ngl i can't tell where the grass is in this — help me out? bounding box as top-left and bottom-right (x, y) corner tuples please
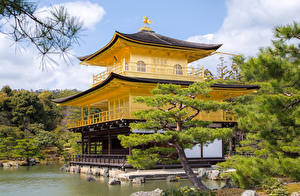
(215, 188), (245, 196)
(286, 183), (300, 194)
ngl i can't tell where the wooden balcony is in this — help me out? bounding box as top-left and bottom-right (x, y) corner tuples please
(69, 154), (225, 168)
(67, 106), (235, 129)
(70, 154), (128, 167)
(92, 62), (205, 86)
(67, 107), (130, 129)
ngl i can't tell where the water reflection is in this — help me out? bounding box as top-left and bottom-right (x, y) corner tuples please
(0, 165), (225, 196)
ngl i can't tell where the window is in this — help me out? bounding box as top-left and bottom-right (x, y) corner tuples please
(137, 61), (146, 72)
(174, 64), (183, 75)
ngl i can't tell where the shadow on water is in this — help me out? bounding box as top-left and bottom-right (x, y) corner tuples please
(0, 165), (225, 196)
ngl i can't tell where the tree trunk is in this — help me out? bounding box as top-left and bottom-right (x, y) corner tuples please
(229, 136), (233, 156)
(175, 143), (208, 190)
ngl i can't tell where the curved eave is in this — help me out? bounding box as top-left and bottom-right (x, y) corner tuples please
(52, 73), (260, 104)
(78, 31), (222, 64)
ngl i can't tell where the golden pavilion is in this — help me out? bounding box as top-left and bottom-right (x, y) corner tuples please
(53, 19), (258, 168)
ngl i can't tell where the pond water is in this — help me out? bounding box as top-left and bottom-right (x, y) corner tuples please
(0, 165), (225, 196)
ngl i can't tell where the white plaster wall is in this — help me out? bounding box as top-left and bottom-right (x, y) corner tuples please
(185, 144), (201, 158)
(203, 139), (222, 158)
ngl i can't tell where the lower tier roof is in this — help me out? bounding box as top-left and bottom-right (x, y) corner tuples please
(52, 73), (259, 104)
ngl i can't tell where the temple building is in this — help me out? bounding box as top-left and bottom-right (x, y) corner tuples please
(53, 19), (258, 168)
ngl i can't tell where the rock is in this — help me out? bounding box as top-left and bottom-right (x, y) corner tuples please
(93, 168), (100, 176)
(108, 178), (121, 185)
(103, 168), (109, 177)
(197, 168), (207, 178)
(86, 168), (92, 175)
(207, 170), (220, 180)
(60, 165), (67, 172)
(12, 163), (20, 168)
(64, 166), (70, 172)
(3, 163), (11, 168)
(130, 188), (163, 196)
(166, 175), (179, 182)
(241, 190), (258, 196)
(86, 176), (96, 182)
(211, 165), (219, 169)
(132, 177), (145, 184)
(291, 191), (300, 196)
(75, 166), (80, 174)
(223, 178), (236, 188)
(29, 158), (37, 165)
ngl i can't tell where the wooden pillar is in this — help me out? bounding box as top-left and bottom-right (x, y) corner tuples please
(81, 133), (84, 154)
(81, 107), (84, 120)
(108, 133), (111, 155)
(88, 106), (91, 121)
(94, 142), (97, 154)
(88, 136), (91, 154)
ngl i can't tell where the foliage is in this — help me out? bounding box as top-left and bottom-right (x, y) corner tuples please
(217, 57), (230, 80)
(219, 22), (300, 188)
(62, 131), (82, 155)
(0, 87), (62, 131)
(0, 0), (82, 66)
(163, 187), (216, 196)
(12, 138), (40, 161)
(118, 82), (233, 189)
(219, 156), (300, 188)
(262, 178), (289, 196)
(0, 87), (82, 161)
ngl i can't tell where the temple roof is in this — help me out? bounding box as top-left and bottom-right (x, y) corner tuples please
(78, 30), (222, 62)
(53, 73), (259, 104)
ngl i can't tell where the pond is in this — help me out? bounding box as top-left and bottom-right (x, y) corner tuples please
(0, 165), (225, 196)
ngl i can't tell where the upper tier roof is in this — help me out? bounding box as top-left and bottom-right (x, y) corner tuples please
(78, 30), (222, 62)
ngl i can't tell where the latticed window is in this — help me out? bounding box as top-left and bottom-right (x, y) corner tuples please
(174, 64), (183, 75)
(137, 61), (146, 72)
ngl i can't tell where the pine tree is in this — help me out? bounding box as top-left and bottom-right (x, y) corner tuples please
(204, 69), (215, 80)
(219, 22), (300, 188)
(118, 82), (232, 189)
(0, 0), (82, 66)
(217, 56), (230, 80)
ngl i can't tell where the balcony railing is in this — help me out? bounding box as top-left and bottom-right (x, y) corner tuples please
(67, 107), (130, 129)
(70, 154), (127, 166)
(92, 62), (204, 86)
(67, 106), (236, 129)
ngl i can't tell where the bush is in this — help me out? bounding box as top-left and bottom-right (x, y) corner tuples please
(163, 187), (216, 196)
(218, 156), (300, 188)
(262, 178), (289, 196)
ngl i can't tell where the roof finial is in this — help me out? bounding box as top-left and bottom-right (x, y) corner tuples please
(143, 16), (152, 25)
(139, 16), (153, 32)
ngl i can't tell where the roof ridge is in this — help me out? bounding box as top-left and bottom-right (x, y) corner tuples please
(146, 32), (173, 45)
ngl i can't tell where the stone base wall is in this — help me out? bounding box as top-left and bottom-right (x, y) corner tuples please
(67, 165), (126, 178)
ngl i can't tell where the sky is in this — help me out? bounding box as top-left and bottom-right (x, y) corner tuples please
(0, 0), (299, 90)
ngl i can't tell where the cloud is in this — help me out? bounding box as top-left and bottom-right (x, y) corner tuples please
(0, 1), (106, 90)
(187, 0), (300, 73)
(38, 1), (105, 30)
(0, 33), (103, 90)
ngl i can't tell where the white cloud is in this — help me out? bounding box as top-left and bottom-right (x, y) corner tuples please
(0, 34), (103, 90)
(187, 0), (300, 73)
(38, 1), (105, 30)
(0, 1), (106, 90)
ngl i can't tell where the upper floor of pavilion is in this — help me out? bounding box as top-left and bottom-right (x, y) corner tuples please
(78, 21), (222, 86)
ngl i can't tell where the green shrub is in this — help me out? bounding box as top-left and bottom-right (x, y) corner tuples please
(218, 156), (300, 188)
(163, 186), (216, 196)
(262, 178), (289, 196)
